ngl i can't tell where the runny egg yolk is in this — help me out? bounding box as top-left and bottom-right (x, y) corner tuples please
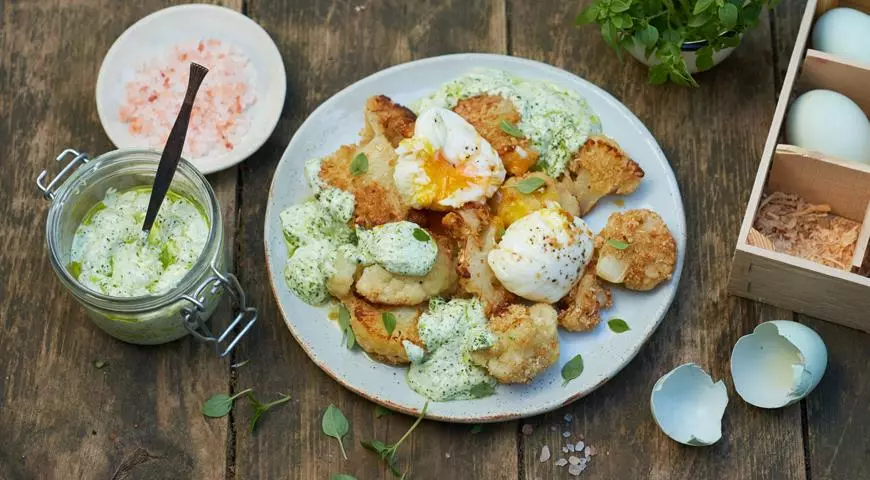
(419, 149), (475, 206)
(492, 176), (559, 227)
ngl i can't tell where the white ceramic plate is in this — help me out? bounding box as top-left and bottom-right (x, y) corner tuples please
(96, 4), (286, 175)
(264, 54), (686, 422)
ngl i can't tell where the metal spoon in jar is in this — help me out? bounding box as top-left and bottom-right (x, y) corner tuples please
(141, 62), (209, 233)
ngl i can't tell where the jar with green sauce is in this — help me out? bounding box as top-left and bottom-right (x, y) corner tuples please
(37, 148), (255, 356)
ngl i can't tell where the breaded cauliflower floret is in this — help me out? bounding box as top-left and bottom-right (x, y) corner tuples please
(441, 206), (515, 314)
(565, 135), (644, 215)
(343, 294), (423, 365)
(596, 209), (677, 291)
(360, 95), (417, 148)
(558, 258), (612, 332)
(326, 246), (361, 298)
(453, 94), (540, 176)
(470, 303), (559, 383)
(354, 234), (457, 306)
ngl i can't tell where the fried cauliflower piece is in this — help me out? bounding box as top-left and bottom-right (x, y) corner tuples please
(354, 234), (458, 306)
(470, 303), (559, 383)
(442, 206), (515, 314)
(360, 95), (416, 148)
(491, 172), (580, 227)
(343, 294), (423, 365)
(319, 134), (409, 228)
(453, 95), (540, 176)
(565, 136), (644, 215)
(558, 256), (612, 332)
(326, 248), (360, 298)
(596, 209), (677, 291)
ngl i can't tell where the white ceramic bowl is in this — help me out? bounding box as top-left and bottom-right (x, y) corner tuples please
(96, 4), (286, 175)
(264, 54), (687, 422)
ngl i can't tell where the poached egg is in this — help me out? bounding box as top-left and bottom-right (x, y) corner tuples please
(394, 107), (505, 210)
(487, 204), (593, 303)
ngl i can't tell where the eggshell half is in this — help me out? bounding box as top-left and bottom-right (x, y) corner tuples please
(731, 320), (827, 409)
(650, 363), (728, 446)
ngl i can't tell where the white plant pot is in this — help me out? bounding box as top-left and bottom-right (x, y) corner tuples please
(626, 39), (738, 74)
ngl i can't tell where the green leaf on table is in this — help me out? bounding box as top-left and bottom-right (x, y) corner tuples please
(201, 388), (252, 418)
(693, 0), (715, 15)
(382, 312), (397, 337)
(469, 382), (496, 399)
(499, 119), (524, 138)
(331, 475), (358, 480)
(561, 354), (584, 387)
(412, 228), (430, 242)
(575, 4), (599, 25)
(322, 404), (350, 459)
(350, 152), (368, 176)
(718, 3), (738, 29)
(608, 318), (631, 333)
(607, 239), (629, 250)
(361, 401), (429, 478)
(375, 405), (393, 418)
(248, 392), (291, 433)
(515, 176), (547, 194)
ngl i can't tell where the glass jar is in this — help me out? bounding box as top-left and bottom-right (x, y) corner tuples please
(37, 148), (255, 356)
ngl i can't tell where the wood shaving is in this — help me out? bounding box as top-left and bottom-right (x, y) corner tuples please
(752, 192), (861, 270)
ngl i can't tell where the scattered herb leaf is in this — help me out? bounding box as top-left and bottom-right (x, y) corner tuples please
(375, 405), (392, 418)
(514, 176), (547, 194)
(338, 305), (356, 350)
(231, 359), (251, 369)
(93, 360), (107, 369)
(350, 152), (368, 176)
(608, 318), (630, 333)
(201, 388), (252, 418)
(331, 475), (358, 480)
(470, 424), (483, 434)
(607, 239), (629, 250)
(469, 382), (496, 399)
(247, 392), (291, 433)
(361, 401), (429, 478)
(561, 354), (584, 387)
(322, 404), (350, 459)
(499, 119), (525, 138)
(382, 312), (397, 337)
(412, 228), (430, 242)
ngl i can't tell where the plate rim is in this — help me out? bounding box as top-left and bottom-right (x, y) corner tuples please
(94, 3), (287, 175)
(264, 53), (686, 422)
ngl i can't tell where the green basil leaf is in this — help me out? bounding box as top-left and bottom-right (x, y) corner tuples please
(610, 0), (631, 13)
(350, 152), (368, 176)
(718, 3), (738, 29)
(515, 176), (547, 194)
(648, 64), (669, 85)
(636, 24), (659, 48)
(723, 34), (742, 48)
(331, 475), (358, 480)
(322, 404), (350, 459)
(361, 439), (388, 455)
(412, 228), (430, 242)
(607, 239), (629, 250)
(687, 11), (712, 28)
(695, 51), (714, 71)
(561, 354), (584, 387)
(382, 312), (397, 337)
(618, 14), (633, 29)
(660, 29), (680, 44)
(575, 4), (599, 25)
(693, 0), (715, 15)
(499, 119), (524, 138)
(248, 393), (291, 432)
(375, 405), (392, 418)
(201, 394), (234, 418)
(469, 382), (496, 398)
(610, 15), (623, 28)
(608, 318), (631, 333)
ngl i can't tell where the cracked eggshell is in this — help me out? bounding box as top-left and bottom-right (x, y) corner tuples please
(731, 320), (827, 409)
(650, 363), (728, 446)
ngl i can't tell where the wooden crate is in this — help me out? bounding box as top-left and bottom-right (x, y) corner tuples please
(728, 0), (870, 331)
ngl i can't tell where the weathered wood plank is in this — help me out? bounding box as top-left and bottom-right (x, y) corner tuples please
(510, 1), (805, 478)
(0, 1), (239, 479)
(770, 2), (870, 479)
(233, 1), (516, 479)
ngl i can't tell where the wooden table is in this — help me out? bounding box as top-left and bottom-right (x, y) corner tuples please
(2, 1), (868, 479)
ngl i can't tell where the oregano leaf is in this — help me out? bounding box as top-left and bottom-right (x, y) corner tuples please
(499, 119), (524, 138)
(608, 318), (631, 333)
(382, 312), (397, 337)
(607, 239), (629, 250)
(350, 153), (368, 176)
(515, 176), (547, 194)
(561, 354), (584, 387)
(322, 404), (350, 460)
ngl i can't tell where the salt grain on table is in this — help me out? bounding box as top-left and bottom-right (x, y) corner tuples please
(564, 413), (573, 422)
(562, 446), (569, 453)
(562, 431), (571, 438)
(555, 458), (568, 467)
(566, 444), (575, 452)
(568, 456), (581, 465)
(568, 464), (584, 476)
(539, 446), (551, 462)
(575, 440), (585, 452)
